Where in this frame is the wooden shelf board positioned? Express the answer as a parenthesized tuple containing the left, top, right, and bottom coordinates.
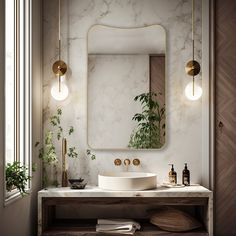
(42, 219, 208, 236)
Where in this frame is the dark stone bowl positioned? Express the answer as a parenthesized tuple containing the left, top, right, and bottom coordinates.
(68, 178, 87, 189)
(68, 178, 84, 185)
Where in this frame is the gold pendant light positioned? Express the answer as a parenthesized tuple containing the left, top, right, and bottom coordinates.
(51, 0, 68, 101)
(185, 0, 202, 100)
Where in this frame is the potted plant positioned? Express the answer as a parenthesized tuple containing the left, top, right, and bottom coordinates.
(5, 161, 31, 196)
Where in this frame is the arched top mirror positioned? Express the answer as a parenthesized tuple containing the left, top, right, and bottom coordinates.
(87, 25, 166, 150)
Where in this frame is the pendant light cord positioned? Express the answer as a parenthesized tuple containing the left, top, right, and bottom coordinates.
(59, 0, 61, 60)
(192, 0, 195, 95)
(192, 0, 195, 62)
(58, 0, 61, 92)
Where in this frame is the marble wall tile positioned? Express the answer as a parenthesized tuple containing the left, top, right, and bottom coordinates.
(43, 0, 203, 185)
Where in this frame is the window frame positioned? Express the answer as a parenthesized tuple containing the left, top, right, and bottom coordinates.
(4, 0, 32, 204)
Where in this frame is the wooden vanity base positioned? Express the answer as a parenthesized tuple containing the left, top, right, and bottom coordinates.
(38, 186, 212, 236)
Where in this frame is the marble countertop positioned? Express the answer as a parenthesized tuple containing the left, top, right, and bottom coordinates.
(38, 185, 212, 198)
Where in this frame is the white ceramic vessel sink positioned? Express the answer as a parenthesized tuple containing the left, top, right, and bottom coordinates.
(98, 172, 157, 191)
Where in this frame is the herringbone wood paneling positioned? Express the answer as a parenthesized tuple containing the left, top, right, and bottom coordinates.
(150, 55, 165, 144)
(150, 55, 165, 107)
(215, 0, 236, 235)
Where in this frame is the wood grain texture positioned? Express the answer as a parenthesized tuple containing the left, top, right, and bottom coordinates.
(150, 55, 166, 144)
(42, 229, 208, 236)
(42, 197, 208, 206)
(150, 55, 165, 106)
(215, 0, 236, 235)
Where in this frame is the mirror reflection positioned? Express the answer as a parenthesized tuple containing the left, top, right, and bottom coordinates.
(87, 25, 166, 150)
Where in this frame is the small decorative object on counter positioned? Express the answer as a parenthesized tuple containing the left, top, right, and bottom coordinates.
(169, 164, 177, 185)
(69, 178, 87, 189)
(182, 163, 190, 186)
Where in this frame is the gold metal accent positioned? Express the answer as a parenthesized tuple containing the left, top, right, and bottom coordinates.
(114, 158, 122, 166)
(52, 60, 68, 76)
(133, 158, 140, 166)
(185, 60, 200, 76)
(185, 0, 201, 97)
(62, 138, 68, 187)
(52, 0, 68, 95)
(124, 159, 131, 166)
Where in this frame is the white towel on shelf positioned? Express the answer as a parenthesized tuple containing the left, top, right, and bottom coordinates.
(96, 219, 141, 235)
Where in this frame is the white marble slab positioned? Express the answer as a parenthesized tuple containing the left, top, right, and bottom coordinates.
(38, 185, 212, 198)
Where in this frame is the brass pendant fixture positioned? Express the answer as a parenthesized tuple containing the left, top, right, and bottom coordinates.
(52, 60, 67, 76)
(51, 0, 68, 100)
(185, 0, 202, 100)
(185, 60, 200, 76)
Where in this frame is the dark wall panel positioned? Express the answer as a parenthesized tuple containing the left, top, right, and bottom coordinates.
(215, 0, 236, 235)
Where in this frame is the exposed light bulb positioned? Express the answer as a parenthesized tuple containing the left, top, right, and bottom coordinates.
(185, 81, 202, 101)
(51, 81, 69, 101)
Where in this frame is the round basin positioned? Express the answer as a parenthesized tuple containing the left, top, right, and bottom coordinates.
(98, 172, 157, 191)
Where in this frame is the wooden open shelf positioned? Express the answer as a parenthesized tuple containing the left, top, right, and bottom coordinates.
(42, 219, 208, 236)
(39, 188, 212, 236)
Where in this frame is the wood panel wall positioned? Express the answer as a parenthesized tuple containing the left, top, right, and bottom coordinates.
(150, 55, 165, 145)
(215, 0, 236, 235)
(150, 55, 165, 107)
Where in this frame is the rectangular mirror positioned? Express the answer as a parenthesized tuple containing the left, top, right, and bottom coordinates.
(87, 25, 166, 150)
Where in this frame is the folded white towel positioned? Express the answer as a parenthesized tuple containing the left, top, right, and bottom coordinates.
(97, 219, 141, 229)
(96, 219, 141, 235)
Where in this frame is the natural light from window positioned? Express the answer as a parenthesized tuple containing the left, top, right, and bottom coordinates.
(5, 0, 15, 165)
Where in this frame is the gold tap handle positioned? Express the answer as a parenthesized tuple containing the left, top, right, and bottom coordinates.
(133, 158, 140, 166)
(114, 158, 122, 166)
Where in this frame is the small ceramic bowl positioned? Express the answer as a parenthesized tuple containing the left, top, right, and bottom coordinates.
(68, 178, 87, 189)
(68, 178, 84, 185)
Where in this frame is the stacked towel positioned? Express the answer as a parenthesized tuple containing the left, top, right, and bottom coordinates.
(96, 219, 141, 235)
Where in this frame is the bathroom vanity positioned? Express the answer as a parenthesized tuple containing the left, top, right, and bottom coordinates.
(38, 185, 212, 236)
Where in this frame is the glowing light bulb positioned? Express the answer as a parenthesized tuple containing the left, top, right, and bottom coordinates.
(51, 82, 69, 101)
(185, 81, 202, 101)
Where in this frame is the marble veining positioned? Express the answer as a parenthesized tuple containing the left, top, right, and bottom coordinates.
(88, 55, 149, 149)
(38, 185, 212, 198)
(43, 0, 203, 186)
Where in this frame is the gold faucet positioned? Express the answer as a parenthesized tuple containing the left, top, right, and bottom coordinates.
(124, 159, 131, 171)
(124, 159, 131, 166)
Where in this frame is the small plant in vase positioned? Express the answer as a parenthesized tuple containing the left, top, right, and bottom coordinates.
(35, 108, 79, 188)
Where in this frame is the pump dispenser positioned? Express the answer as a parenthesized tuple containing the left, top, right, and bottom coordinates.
(169, 164, 177, 185)
(182, 163, 190, 186)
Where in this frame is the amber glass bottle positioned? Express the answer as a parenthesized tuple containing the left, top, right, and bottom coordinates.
(169, 164, 177, 184)
(182, 163, 190, 186)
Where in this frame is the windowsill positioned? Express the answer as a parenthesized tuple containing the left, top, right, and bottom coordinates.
(4, 188, 30, 206)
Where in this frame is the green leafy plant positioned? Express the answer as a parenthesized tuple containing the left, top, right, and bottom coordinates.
(35, 108, 79, 187)
(128, 92, 165, 149)
(6, 161, 31, 196)
(86, 149, 96, 160)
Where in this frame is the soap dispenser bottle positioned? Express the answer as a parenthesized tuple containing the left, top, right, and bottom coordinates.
(169, 164, 177, 185)
(182, 163, 190, 186)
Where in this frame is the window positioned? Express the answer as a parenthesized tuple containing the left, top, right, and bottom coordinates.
(5, 0, 31, 201)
